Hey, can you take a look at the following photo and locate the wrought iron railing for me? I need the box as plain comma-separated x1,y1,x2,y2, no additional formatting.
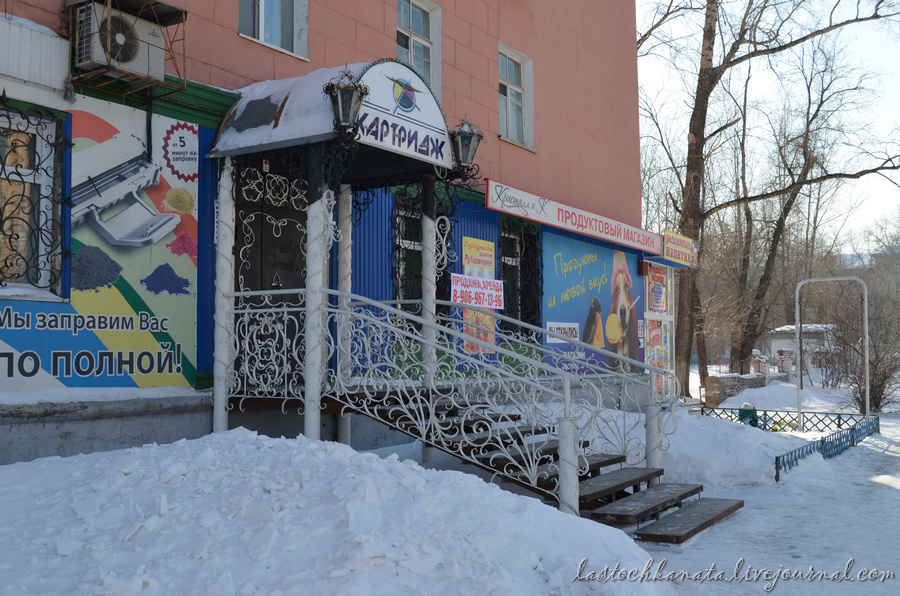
701,407,870,433
774,417,880,481
224,287,681,505
700,408,880,481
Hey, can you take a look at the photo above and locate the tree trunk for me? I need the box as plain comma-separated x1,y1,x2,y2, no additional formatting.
693,280,709,387
728,165,810,369
674,0,720,396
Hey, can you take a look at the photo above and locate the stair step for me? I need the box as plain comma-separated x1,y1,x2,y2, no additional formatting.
509,452,626,487
588,483,703,524
441,412,522,429
578,467,664,506
553,452,626,479
373,407,519,428
477,438,573,466
445,425,551,447
412,397,492,413
633,498,744,544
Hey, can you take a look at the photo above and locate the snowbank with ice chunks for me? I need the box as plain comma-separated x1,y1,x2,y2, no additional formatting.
0,428,672,595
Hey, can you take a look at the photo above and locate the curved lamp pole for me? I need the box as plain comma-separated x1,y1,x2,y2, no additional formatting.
795,277,869,431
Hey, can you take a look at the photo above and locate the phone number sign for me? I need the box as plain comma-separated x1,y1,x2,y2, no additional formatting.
451,273,504,309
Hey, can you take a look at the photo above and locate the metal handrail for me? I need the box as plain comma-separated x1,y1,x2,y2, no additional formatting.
224,286,682,509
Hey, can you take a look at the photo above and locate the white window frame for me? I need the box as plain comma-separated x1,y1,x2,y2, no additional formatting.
0,111,60,299
239,0,309,60
396,0,442,101
499,43,534,150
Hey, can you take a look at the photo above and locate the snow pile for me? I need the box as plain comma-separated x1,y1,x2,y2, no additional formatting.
662,413,817,488
663,380,858,488
0,429,669,595
3,375,896,595
719,381,849,412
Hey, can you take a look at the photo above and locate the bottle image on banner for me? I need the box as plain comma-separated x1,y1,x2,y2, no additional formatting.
581,297,605,348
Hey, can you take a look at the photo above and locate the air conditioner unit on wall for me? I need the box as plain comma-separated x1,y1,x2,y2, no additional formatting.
74,1,165,82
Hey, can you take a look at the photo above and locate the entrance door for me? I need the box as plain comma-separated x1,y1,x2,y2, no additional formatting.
230,161,310,399
234,166,308,293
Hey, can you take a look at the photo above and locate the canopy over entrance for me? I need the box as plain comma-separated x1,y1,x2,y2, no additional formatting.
209,59,453,181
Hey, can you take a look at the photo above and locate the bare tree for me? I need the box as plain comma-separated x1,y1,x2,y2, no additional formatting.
638,0,900,395
813,274,900,413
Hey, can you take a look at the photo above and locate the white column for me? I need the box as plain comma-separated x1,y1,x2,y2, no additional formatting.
304,189,334,441
557,378,579,515
212,157,235,433
644,400,662,486
337,184,353,445
420,175,437,463
557,416,580,516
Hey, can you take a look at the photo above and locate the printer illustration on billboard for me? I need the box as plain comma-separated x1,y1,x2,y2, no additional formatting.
72,133,180,247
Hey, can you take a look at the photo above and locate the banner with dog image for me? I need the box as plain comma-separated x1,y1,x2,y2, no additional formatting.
542,232,644,371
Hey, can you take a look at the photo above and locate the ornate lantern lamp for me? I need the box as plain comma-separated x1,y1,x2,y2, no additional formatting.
323,66,369,131
449,115,484,169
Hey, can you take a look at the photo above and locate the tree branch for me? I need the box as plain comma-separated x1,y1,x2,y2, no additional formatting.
701,158,900,220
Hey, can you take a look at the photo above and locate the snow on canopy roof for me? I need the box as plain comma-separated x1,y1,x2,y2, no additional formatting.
208,63,363,158
209,60,455,169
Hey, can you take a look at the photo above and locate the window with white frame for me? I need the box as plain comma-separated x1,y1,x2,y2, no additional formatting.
396,0,441,94
239,0,309,57
498,222,541,329
499,228,521,322
394,205,423,303
392,199,451,309
0,104,63,296
499,45,534,148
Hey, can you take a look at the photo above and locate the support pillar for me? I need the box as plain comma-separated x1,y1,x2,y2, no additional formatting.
212,157,235,433
304,147,331,441
645,400,662,486
557,379,579,516
337,184,353,445
558,416,580,516
420,174,437,463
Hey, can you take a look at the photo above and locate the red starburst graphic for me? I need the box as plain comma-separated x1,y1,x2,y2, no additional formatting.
161,122,199,183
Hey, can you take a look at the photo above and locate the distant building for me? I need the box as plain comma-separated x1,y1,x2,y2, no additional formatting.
871,249,900,296
767,324,836,367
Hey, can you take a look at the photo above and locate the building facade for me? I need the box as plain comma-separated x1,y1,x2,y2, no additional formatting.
0,1,683,462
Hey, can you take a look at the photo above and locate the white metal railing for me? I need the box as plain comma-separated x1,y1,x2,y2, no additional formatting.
224,287,681,512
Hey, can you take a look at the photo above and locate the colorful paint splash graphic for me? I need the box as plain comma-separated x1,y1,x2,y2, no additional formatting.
141,264,191,295
71,245,123,291
166,232,198,259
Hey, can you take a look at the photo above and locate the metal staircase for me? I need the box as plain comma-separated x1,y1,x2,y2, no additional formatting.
221,288,741,542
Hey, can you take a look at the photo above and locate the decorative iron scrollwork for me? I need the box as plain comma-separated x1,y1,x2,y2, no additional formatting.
0,93,65,292
388,180,459,304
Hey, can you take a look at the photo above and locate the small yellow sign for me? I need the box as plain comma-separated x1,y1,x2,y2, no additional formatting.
663,230,697,267
462,236,495,275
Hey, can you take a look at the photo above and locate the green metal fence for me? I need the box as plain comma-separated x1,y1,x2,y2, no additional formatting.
700,408,880,481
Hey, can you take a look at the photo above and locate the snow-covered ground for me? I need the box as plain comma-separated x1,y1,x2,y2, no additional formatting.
0,374,897,595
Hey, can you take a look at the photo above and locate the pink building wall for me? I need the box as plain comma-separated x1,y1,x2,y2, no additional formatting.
14,0,641,226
